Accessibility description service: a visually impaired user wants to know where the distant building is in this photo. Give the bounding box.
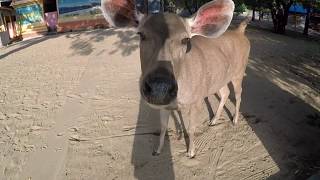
[1,0,108,40]
[11,0,48,39]
[55,0,107,32]
[0,0,18,46]
[147,0,162,14]
[136,0,163,14]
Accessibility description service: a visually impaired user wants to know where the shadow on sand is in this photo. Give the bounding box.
[241,67,320,179]
[65,28,139,57]
[131,99,175,180]
[0,35,59,59]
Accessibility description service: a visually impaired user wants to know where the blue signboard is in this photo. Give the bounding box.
[57,0,102,22]
[58,0,100,15]
[136,0,162,14]
[16,3,43,25]
[289,4,307,14]
[148,0,161,14]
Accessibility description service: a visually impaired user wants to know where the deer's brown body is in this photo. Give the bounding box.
[102,0,250,158]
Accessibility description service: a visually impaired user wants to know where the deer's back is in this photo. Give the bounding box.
[190,30,250,95]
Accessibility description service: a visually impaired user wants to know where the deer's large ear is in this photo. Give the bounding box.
[101,0,140,27]
[186,0,234,38]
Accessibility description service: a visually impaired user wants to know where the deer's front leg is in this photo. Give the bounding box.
[152,109,170,156]
[181,104,200,158]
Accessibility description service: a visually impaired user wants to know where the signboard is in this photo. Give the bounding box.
[136,0,162,14]
[45,11,58,31]
[57,0,103,23]
[15,2,45,33]
[148,0,161,14]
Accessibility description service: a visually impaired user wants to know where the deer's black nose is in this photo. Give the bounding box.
[142,76,177,105]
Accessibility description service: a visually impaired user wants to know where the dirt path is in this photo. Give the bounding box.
[0,26,319,180]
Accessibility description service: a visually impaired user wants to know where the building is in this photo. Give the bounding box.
[11,0,48,39]
[0,0,18,46]
[136,0,163,14]
[1,0,108,41]
[55,0,107,32]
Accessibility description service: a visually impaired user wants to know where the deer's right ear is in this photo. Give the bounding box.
[101,0,141,27]
[186,0,234,38]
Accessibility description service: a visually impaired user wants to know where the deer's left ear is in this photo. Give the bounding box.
[186,0,234,38]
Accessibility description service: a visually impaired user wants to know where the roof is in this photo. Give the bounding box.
[0,6,14,12]
[289,4,307,14]
[11,0,39,6]
[0,6,15,15]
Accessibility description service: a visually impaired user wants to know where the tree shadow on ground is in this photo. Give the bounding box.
[231,19,320,179]
[245,25,320,105]
[1,28,139,58]
[241,67,320,179]
[196,19,320,179]
[65,28,139,57]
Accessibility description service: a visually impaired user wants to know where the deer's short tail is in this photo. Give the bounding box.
[237,17,250,33]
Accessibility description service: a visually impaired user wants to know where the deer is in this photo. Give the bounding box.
[101,0,250,158]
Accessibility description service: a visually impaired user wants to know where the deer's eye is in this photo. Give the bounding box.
[137,32,146,41]
[181,38,191,53]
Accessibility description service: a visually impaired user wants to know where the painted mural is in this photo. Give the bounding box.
[15,2,45,33]
[57,0,103,23]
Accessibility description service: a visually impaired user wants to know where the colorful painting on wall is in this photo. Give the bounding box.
[15,2,45,33]
[57,0,103,23]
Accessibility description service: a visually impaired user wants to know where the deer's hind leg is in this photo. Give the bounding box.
[209,85,230,126]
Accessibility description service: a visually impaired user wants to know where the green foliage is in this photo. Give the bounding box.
[297,0,320,8]
[235,3,248,14]
[164,0,223,12]
[164,0,319,13]
[165,0,319,35]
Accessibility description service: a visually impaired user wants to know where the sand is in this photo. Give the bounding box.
[0,24,319,180]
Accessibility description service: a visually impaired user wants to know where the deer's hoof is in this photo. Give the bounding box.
[209,121,217,126]
[152,151,160,156]
[187,151,195,159]
[232,119,238,126]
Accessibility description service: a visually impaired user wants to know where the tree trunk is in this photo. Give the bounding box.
[252,7,256,21]
[184,0,193,14]
[271,6,278,32]
[144,0,148,14]
[283,2,291,26]
[271,6,285,33]
[303,5,311,35]
[259,11,264,21]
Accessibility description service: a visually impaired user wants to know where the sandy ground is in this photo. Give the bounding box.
[0,23,319,180]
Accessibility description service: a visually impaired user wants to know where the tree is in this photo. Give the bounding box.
[164,0,212,14]
[269,0,294,34]
[243,0,319,35]
[242,0,294,34]
[303,1,312,34]
[234,1,248,15]
[299,0,320,35]
[243,0,259,21]
[166,0,320,35]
